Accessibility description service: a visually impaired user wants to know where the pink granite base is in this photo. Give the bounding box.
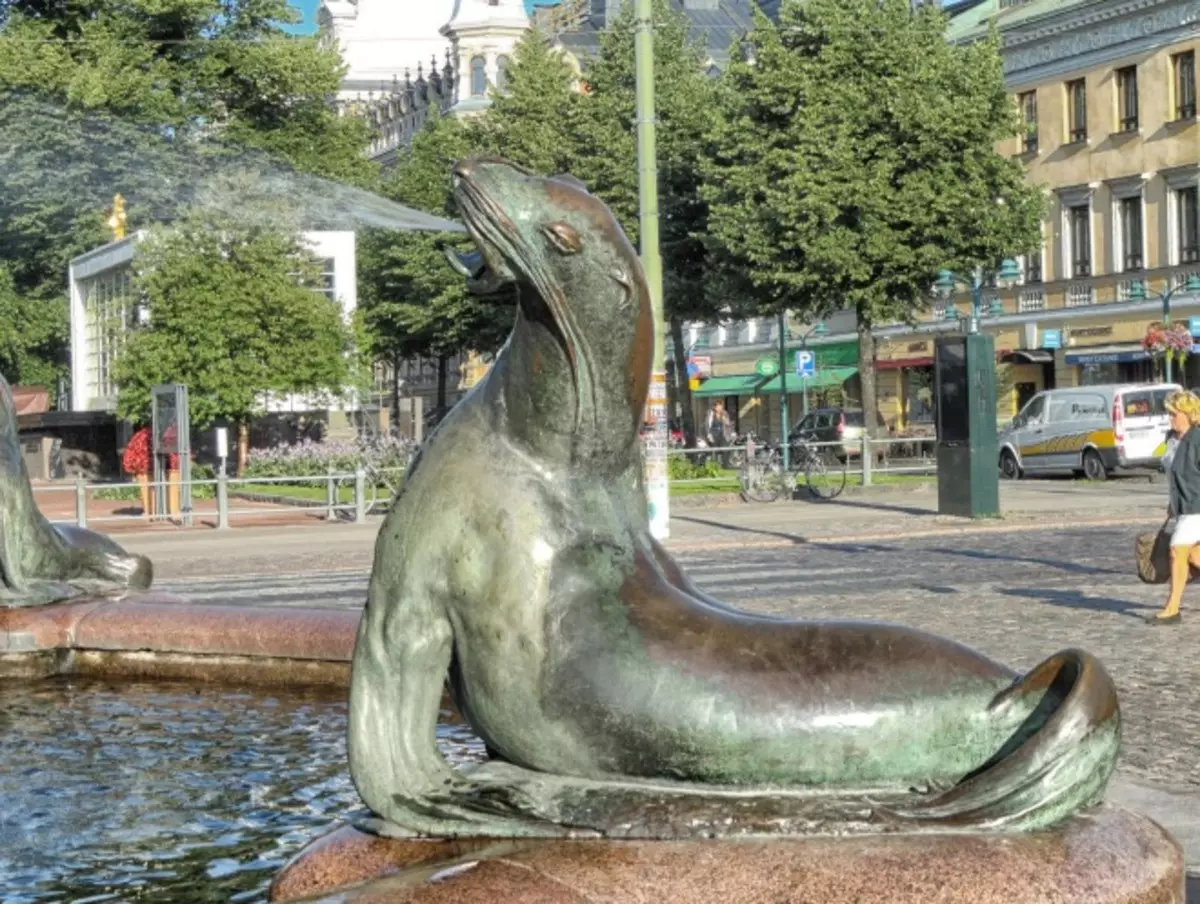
[269,806,1184,904]
[0,594,360,683]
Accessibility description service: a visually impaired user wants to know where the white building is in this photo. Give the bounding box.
[67,231,357,414]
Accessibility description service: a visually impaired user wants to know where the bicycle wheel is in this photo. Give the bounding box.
[805,452,847,500]
[740,457,788,503]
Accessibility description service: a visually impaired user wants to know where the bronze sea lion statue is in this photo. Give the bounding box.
[348,158,1120,840]
[0,374,152,607]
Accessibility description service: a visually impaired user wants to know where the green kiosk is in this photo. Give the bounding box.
[934,332,999,518]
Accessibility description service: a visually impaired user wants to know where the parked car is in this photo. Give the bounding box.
[998,382,1181,481]
[791,408,885,462]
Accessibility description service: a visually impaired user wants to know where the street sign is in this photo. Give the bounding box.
[754,356,780,377]
[686,355,712,378]
[795,349,816,378]
[1189,317,1200,338]
[1041,329,1062,350]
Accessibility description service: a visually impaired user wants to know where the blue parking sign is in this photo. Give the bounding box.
[795,350,816,378]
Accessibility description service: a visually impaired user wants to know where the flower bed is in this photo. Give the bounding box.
[243,436,416,486]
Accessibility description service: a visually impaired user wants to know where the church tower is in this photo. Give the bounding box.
[440,0,531,113]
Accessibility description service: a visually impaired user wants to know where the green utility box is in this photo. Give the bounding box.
[934,333,999,518]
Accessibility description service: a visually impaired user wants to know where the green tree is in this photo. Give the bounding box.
[471,26,586,175]
[703,0,1044,434]
[358,29,586,412]
[358,111,513,414]
[0,265,65,388]
[114,216,350,473]
[570,0,732,445]
[0,0,372,384]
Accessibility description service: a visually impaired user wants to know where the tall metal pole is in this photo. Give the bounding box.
[778,310,790,472]
[1164,290,1174,384]
[634,0,669,540]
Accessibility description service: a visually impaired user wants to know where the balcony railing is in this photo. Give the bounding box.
[1066,283,1095,307]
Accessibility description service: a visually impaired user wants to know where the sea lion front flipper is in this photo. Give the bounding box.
[348,569,562,838]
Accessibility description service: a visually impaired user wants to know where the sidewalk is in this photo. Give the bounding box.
[116,478,1171,580]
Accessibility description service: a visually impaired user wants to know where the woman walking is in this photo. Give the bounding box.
[1148,390,1200,624]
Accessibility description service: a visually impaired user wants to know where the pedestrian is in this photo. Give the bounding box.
[1147,390,1200,624]
[705,400,733,469]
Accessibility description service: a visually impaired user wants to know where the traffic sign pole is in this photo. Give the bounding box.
[778,311,790,473]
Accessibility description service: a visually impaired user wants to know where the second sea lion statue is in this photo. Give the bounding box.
[348,158,1120,840]
[0,374,152,607]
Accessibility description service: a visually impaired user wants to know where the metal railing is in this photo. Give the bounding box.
[32,468,409,530]
[668,434,940,489]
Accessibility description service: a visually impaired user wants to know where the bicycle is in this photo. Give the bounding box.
[739,433,848,503]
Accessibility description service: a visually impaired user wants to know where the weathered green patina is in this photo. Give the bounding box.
[0,375,152,607]
[347,158,1121,840]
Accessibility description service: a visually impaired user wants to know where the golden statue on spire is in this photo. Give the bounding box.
[105,194,127,240]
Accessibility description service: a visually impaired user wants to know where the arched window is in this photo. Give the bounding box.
[495,55,510,93]
[470,56,487,97]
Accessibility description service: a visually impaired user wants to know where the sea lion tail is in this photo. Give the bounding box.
[884,649,1120,832]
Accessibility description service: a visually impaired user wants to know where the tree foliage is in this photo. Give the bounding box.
[703,0,1044,431]
[0,265,64,387]
[0,0,373,383]
[114,216,350,450]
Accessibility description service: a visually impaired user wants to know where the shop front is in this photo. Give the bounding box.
[1066,345,1156,386]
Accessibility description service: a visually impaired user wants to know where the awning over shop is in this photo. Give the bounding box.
[1064,344,1149,365]
[690,374,766,398]
[876,357,933,371]
[1001,350,1055,364]
[756,366,858,394]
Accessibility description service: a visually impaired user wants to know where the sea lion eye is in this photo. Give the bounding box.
[541,221,583,255]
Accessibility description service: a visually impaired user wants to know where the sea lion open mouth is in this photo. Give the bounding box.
[447,168,518,297]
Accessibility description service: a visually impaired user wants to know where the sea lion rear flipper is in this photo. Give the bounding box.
[881,649,1119,831]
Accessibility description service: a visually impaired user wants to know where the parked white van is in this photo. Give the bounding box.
[998,383,1182,481]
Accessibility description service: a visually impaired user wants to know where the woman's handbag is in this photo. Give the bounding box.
[1135,520,1173,584]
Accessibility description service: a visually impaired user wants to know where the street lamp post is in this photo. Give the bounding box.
[935,260,1021,333]
[633,0,669,539]
[1129,276,1200,383]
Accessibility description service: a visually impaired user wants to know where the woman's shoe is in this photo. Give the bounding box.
[1144,612,1182,625]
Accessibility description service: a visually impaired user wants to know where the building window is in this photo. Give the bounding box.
[318,258,336,303]
[1068,204,1091,277]
[1018,289,1045,313]
[83,268,134,402]
[1018,90,1038,153]
[1066,78,1087,143]
[1118,196,1144,271]
[1023,247,1043,284]
[1116,66,1138,133]
[495,55,510,93]
[1179,186,1200,264]
[470,56,487,97]
[1174,51,1196,121]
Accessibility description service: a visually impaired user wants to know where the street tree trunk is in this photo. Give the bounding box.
[856,312,879,440]
[669,315,697,447]
[436,356,448,411]
[391,349,402,438]
[236,420,250,477]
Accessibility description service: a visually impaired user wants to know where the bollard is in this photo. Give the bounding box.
[216,464,230,530]
[354,467,366,524]
[74,473,87,528]
[325,467,337,522]
[861,436,872,487]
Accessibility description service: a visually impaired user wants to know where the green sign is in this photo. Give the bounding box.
[754,356,780,377]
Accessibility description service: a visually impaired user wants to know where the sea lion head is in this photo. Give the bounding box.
[448,157,652,462]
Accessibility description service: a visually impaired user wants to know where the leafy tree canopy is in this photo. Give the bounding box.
[0,0,373,383]
[703,0,1045,428]
[114,214,351,445]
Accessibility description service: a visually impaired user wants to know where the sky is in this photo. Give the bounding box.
[285,0,318,35]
